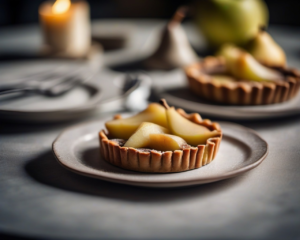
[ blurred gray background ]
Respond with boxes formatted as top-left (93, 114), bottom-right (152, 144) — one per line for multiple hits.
top-left (0, 0), bottom-right (299, 27)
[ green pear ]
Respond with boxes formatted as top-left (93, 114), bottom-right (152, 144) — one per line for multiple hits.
top-left (194, 0), bottom-right (268, 48)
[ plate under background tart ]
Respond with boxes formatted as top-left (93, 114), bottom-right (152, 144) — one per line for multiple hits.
top-left (99, 109), bottom-right (222, 173)
top-left (185, 57), bottom-right (300, 105)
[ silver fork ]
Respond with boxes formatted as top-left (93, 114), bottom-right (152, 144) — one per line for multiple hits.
top-left (0, 67), bottom-right (91, 97)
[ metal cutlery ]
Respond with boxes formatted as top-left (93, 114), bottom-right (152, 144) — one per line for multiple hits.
top-left (98, 73), bottom-right (152, 113)
top-left (0, 66), bottom-right (95, 97)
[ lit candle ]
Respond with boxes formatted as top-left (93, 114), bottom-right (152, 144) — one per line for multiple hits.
top-left (39, 0), bottom-right (91, 58)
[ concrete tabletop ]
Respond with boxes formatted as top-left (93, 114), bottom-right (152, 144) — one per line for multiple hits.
top-left (0, 20), bottom-right (300, 240)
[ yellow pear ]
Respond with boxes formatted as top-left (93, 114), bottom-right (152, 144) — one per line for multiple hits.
top-left (160, 99), bottom-right (220, 146)
top-left (105, 103), bottom-right (168, 139)
top-left (124, 122), bottom-right (170, 148)
top-left (218, 44), bottom-right (283, 82)
top-left (148, 133), bottom-right (188, 151)
top-left (246, 27), bottom-right (286, 67)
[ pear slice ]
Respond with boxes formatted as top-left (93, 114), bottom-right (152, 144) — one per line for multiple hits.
top-left (105, 103), bottom-right (168, 139)
top-left (124, 122), bottom-right (170, 149)
top-left (210, 74), bottom-right (237, 87)
top-left (218, 44), bottom-right (283, 82)
top-left (148, 133), bottom-right (188, 151)
top-left (160, 99), bottom-right (220, 146)
top-left (246, 27), bottom-right (286, 67)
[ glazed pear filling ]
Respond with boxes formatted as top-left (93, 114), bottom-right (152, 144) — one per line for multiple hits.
top-left (105, 100), bottom-right (221, 152)
top-left (111, 133), bottom-right (191, 153)
top-left (217, 44), bottom-right (284, 83)
top-left (99, 100), bottom-right (222, 173)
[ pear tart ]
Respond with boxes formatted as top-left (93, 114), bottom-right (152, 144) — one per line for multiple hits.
top-left (99, 102), bottom-right (222, 173)
top-left (185, 56), bottom-right (300, 105)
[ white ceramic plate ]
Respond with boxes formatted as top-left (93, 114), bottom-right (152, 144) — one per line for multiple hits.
top-left (0, 61), bottom-right (151, 122)
top-left (53, 118), bottom-right (268, 188)
top-left (152, 73), bottom-right (300, 120)
top-left (0, 83), bottom-right (103, 122)
top-left (0, 60), bottom-right (104, 122)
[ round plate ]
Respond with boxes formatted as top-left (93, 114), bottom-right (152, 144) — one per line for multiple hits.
top-left (152, 71), bottom-right (300, 120)
top-left (53, 118), bottom-right (269, 188)
top-left (0, 60), bottom-right (103, 122)
top-left (0, 61), bottom-right (151, 123)
top-left (0, 83), bottom-right (102, 122)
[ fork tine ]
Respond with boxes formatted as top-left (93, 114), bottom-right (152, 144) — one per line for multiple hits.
top-left (44, 76), bottom-right (85, 96)
top-left (0, 63), bottom-right (97, 97)
top-left (0, 66), bottom-right (61, 83)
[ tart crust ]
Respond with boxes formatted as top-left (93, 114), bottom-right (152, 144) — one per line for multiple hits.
top-left (99, 109), bottom-right (222, 173)
top-left (185, 57), bottom-right (300, 105)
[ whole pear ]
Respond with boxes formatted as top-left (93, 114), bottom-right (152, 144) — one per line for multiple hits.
top-left (194, 0), bottom-right (268, 48)
top-left (145, 7), bottom-right (199, 70)
top-left (246, 27), bottom-right (286, 67)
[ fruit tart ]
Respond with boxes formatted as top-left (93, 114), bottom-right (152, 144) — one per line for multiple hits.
top-left (185, 44), bottom-right (300, 105)
top-left (99, 100), bottom-right (222, 173)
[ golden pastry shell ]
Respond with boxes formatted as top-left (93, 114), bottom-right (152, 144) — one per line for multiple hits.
top-left (99, 109), bottom-right (222, 173)
top-left (185, 56), bottom-right (300, 105)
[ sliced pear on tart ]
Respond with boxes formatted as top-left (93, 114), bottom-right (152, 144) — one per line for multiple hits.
top-left (185, 45), bottom-right (300, 105)
top-left (99, 100), bottom-right (222, 173)
top-left (218, 44), bottom-right (283, 83)
top-left (124, 122), bottom-right (170, 149)
top-left (148, 133), bottom-right (188, 151)
top-left (160, 99), bottom-right (221, 146)
top-left (105, 103), bottom-right (168, 140)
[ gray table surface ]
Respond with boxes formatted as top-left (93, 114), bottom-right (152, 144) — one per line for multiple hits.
top-left (1, 20), bottom-right (300, 240)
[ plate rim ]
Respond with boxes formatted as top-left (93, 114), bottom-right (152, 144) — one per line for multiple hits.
top-left (52, 119), bottom-right (269, 187)
top-left (153, 85), bottom-right (300, 120)
top-left (0, 82), bottom-right (102, 114)
top-left (0, 72), bottom-right (150, 122)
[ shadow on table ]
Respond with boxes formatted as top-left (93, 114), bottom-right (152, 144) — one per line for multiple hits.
top-left (0, 232), bottom-right (39, 240)
top-left (108, 58), bottom-right (147, 73)
top-left (107, 46), bottom-right (214, 73)
top-left (25, 150), bottom-right (247, 202)
top-left (0, 53), bottom-right (43, 62)
top-left (0, 119), bottom-right (81, 135)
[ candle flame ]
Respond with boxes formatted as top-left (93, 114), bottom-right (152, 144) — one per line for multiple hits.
top-left (52, 0), bottom-right (71, 14)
